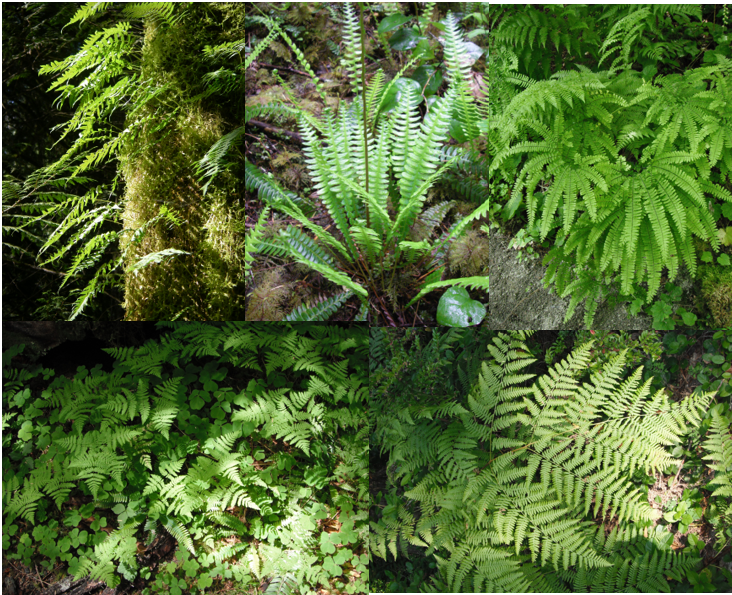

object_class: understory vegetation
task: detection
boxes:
[2,323,369,595]
[2,2,244,321]
[245,2,488,325]
[488,5,732,329]
[370,329,732,593]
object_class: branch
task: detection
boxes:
[246,119,303,144]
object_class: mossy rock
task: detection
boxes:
[700,264,732,327]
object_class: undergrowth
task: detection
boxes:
[2,322,369,594]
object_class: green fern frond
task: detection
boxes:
[283,291,352,322]
[195,127,243,196]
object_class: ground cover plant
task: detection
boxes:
[488,5,732,328]
[245,2,489,325]
[370,329,732,593]
[2,322,369,595]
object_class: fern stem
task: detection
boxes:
[359,2,370,229]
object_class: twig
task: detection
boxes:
[245,119,303,144]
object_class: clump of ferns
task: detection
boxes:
[245,4,488,322]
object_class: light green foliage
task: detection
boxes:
[231,324,369,595]
[245,4,488,321]
[489,5,732,327]
[491,64,732,325]
[702,405,732,551]
[372,330,715,593]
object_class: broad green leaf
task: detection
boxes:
[437,287,486,327]
[389,28,422,51]
[378,14,410,34]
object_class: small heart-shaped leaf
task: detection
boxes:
[437,287,485,327]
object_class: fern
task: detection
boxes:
[703,407,732,551]
[3,325,270,588]
[372,331,713,592]
[245,5,488,322]
[491,60,732,324]
[283,291,353,322]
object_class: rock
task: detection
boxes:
[488,231,652,329]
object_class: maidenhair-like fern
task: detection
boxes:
[490,59,732,325]
[245,5,488,322]
[371,331,713,592]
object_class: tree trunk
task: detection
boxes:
[119,5,243,320]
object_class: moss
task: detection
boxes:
[118,4,244,320]
[700,264,732,327]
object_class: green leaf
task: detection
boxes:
[701,251,713,263]
[198,576,213,589]
[718,253,731,266]
[128,249,191,273]
[323,555,340,576]
[681,311,697,326]
[320,532,336,555]
[13,388,29,407]
[378,14,411,34]
[712,355,726,365]
[436,287,486,327]
[304,466,329,489]
[389,28,422,51]
[18,421,33,441]
[411,65,443,97]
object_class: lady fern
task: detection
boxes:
[372,330,713,593]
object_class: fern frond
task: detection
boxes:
[283,291,352,322]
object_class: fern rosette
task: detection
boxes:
[245,6,489,322]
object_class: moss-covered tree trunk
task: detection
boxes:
[119,4,243,320]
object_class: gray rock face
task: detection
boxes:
[487,231,653,330]
[4,576,17,595]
